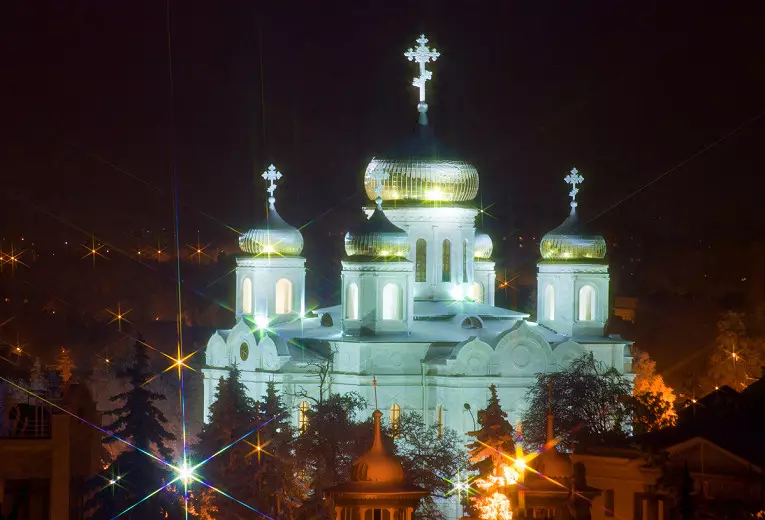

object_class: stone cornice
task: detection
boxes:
[538,263,608,274]
[236,256,306,268]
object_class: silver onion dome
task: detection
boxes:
[345,200,410,259]
[239,200,304,256]
[473,232,493,259]
[539,208,606,260]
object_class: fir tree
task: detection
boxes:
[467,385,516,479]
[466,385,516,519]
[85,337,178,520]
[252,381,303,519]
[56,347,76,383]
[193,366,260,519]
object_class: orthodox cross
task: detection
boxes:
[372,375,379,410]
[405,34,440,113]
[368,165,389,202]
[564,167,584,209]
[262,164,282,203]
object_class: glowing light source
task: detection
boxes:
[450,284,464,301]
[177,461,195,486]
[425,188,445,201]
[255,315,269,329]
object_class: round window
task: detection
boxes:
[239,342,249,361]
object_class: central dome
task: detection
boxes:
[363,131,479,203]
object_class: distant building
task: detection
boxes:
[0,383,102,520]
[613,297,638,323]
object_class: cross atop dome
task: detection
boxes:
[262,164,282,204]
[405,34,440,124]
[564,167,584,209]
[368,165,389,207]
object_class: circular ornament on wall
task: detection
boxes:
[391,352,403,368]
[511,345,531,368]
[240,342,249,361]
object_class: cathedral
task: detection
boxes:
[202,35,632,437]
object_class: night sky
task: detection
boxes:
[2,1,765,376]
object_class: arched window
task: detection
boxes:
[346,283,359,320]
[275,278,293,314]
[390,403,401,435]
[437,405,444,439]
[470,282,484,303]
[415,239,427,282]
[442,239,451,282]
[578,285,596,321]
[242,277,253,314]
[463,240,468,283]
[544,285,555,321]
[382,283,401,320]
[298,401,310,433]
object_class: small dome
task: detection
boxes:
[345,201,410,259]
[239,200,304,256]
[363,130,478,203]
[533,447,573,479]
[474,232,493,259]
[540,208,606,260]
[350,410,405,484]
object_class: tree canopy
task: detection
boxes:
[521,353,632,450]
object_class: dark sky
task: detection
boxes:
[2,0,765,254]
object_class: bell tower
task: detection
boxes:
[537,168,609,337]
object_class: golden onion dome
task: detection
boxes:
[363,130,478,203]
[350,410,405,484]
[345,200,411,259]
[474,232,493,259]
[540,208,606,261]
[239,199,304,256]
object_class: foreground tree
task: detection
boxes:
[85,337,178,520]
[467,385,517,520]
[632,349,677,434]
[706,311,765,392]
[391,411,468,520]
[521,353,632,450]
[193,366,260,519]
[293,392,368,519]
[56,347,76,383]
[252,381,304,519]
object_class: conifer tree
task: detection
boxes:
[466,385,517,519]
[467,384,516,479]
[193,366,260,519]
[252,381,302,519]
[85,337,178,520]
[56,347,76,383]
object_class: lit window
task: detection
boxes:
[382,283,401,320]
[390,403,401,434]
[463,240,468,283]
[346,283,359,320]
[442,239,451,282]
[242,277,253,314]
[544,285,555,321]
[415,239,427,282]
[578,285,596,321]
[298,401,310,433]
[275,278,293,314]
[438,405,444,439]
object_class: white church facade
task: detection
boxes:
[202,35,632,438]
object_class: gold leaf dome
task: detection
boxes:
[239,201,304,256]
[344,202,411,259]
[363,131,478,203]
[474,232,493,259]
[540,208,606,261]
